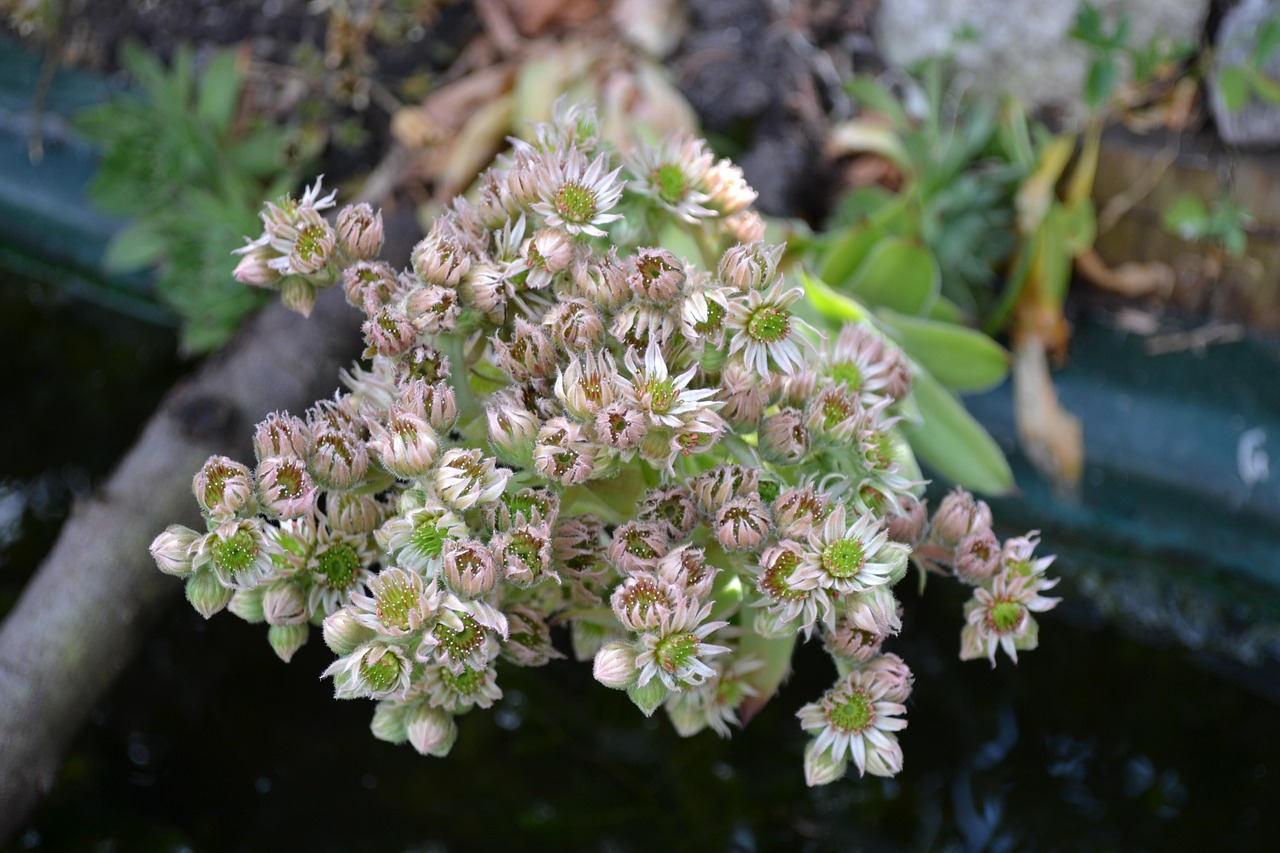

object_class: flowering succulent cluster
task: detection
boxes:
[151,102,1059,785]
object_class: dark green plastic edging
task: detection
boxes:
[958,317,1280,662]
[0,33,169,323]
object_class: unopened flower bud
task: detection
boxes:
[252,412,310,462]
[573,248,630,312]
[718,360,768,426]
[492,318,557,382]
[336,202,384,260]
[368,411,440,480]
[534,417,597,486]
[406,704,457,757]
[402,344,451,384]
[185,567,234,619]
[543,297,604,351]
[772,485,831,540]
[803,739,848,787]
[594,402,648,450]
[607,520,668,574]
[628,677,669,717]
[405,285,460,335]
[421,381,458,432]
[718,242,781,292]
[502,605,564,667]
[441,538,498,598]
[434,448,511,511]
[232,245,281,288]
[281,276,318,318]
[342,260,399,309]
[705,158,757,215]
[885,493,928,545]
[322,608,376,656]
[228,587,266,623]
[193,456,254,520]
[362,307,416,358]
[327,493,386,536]
[882,346,913,401]
[715,496,772,552]
[262,580,308,626]
[594,641,638,689]
[492,523,555,587]
[486,390,541,465]
[760,407,810,464]
[308,425,370,491]
[411,223,471,287]
[268,622,310,663]
[862,652,914,703]
[723,209,765,243]
[524,227,574,284]
[256,455,317,519]
[932,487,987,547]
[638,487,699,538]
[954,528,1001,585]
[627,248,686,305]
[370,699,409,744]
[150,524,200,577]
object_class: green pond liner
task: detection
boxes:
[0,34,167,324]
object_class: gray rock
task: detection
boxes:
[875,0,1209,125]
[1209,0,1280,149]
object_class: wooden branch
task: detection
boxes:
[0,285,361,843]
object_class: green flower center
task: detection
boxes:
[695,300,725,335]
[746,307,790,343]
[822,538,865,579]
[619,578,666,619]
[375,576,417,631]
[828,688,875,732]
[273,461,307,499]
[990,600,1024,633]
[295,223,328,262]
[645,376,679,413]
[212,530,257,577]
[316,542,361,588]
[441,665,483,696]
[411,516,448,558]
[760,549,804,602]
[433,614,485,660]
[555,181,598,223]
[656,632,701,674]
[822,394,855,431]
[623,531,659,560]
[652,163,688,205]
[360,652,403,693]
[829,362,862,390]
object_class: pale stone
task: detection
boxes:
[1209,0,1280,148]
[875,0,1210,125]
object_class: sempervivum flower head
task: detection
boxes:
[795,502,909,596]
[191,517,279,590]
[797,669,908,781]
[305,524,377,617]
[626,131,715,223]
[348,566,433,637]
[611,571,685,632]
[725,275,813,378]
[961,571,1061,666]
[752,540,836,639]
[433,448,511,512]
[419,660,503,714]
[620,341,721,429]
[634,598,731,691]
[375,500,467,576]
[530,148,625,237]
[324,640,414,700]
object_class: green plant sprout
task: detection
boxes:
[1216,12,1280,113]
[1070,1,1197,114]
[75,43,322,353]
[1163,192,1253,257]
[150,102,1059,787]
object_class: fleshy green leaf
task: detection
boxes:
[845,237,939,316]
[103,219,167,272]
[802,269,870,326]
[877,309,1010,392]
[819,224,886,290]
[903,368,1015,495]
[737,631,796,724]
[1218,66,1250,114]
[196,49,242,134]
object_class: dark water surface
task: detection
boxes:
[3,275,1278,852]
